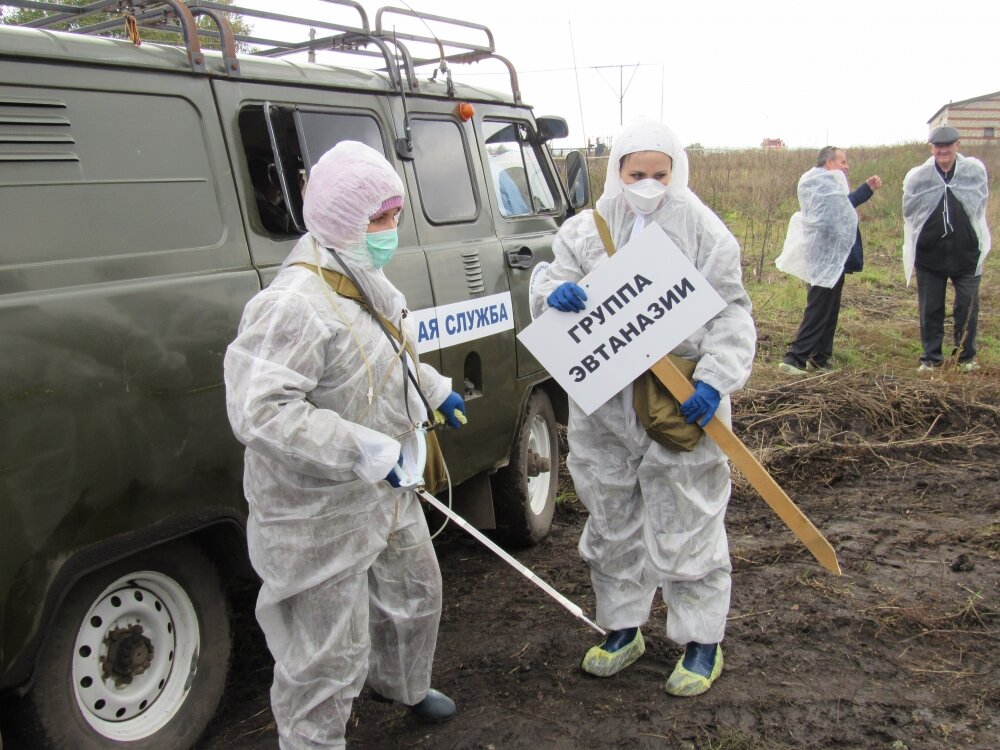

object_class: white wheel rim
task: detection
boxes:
[526,412,554,516]
[71,571,200,741]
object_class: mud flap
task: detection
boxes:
[448,471,497,530]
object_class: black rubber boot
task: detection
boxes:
[409,688,456,723]
[580,627,645,677]
[602,627,638,652]
[666,642,724,697]
[682,641,718,677]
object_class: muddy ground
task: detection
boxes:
[195,371,999,750]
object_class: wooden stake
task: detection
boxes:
[649,356,842,576]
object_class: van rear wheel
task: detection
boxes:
[492,390,559,546]
[15,540,230,750]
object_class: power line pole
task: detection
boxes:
[593,63,641,128]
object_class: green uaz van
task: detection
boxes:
[0,2,591,748]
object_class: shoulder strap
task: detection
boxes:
[593,210,616,257]
[291,262,414,359]
[292,261,360,299]
[292,260,433,419]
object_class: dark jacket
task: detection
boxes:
[843,182,874,273]
[915,166,979,276]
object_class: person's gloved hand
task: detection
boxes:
[547,282,588,312]
[385,453,404,487]
[680,381,721,427]
[437,391,467,429]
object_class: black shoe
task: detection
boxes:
[602,627,639,652]
[580,627,645,677]
[409,688,456,723]
[682,641,718,677]
[666,642,723,697]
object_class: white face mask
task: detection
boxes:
[621,178,669,215]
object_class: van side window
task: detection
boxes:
[482,120,557,218]
[295,110,384,168]
[239,106,303,236]
[246,154,293,234]
[410,118,478,223]
[237,105,386,236]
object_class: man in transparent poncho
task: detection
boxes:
[902,126,990,373]
[776,147,881,375]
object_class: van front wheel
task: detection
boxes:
[492,389,559,546]
[16,540,230,750]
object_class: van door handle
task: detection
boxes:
[506,247,533,269]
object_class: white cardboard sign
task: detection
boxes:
[517,223,726,415]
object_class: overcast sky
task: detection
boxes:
[250,0,999,150]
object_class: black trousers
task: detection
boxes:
[783,273,845,369]
[915,267,980,365]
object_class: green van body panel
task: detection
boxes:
[0,20,570,698]
[0,52,256,686]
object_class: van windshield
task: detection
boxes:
[482,120,556,217]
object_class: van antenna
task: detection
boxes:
[398,0,452,92]
[568,21,588,153]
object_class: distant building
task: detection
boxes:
[761,138,785,150]
[927,91,1000,145]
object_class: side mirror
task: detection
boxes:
[536,116,569,143]
[565,150,591,210]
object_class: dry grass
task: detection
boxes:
[697,727,793,750]
[972,522,1000,551]
[730,370,1000,497]
[797,570,855,600]
[861,586,997,639]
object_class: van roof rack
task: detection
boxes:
[372,6,520,102]
[4,0,215,72]
[2,1,522,102]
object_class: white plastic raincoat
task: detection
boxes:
[225,142,451,750]
[529,120,755,646]
[902,154,990,285]
[775,167,858,288]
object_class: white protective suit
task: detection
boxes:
[775,167,858,288]
[225,142,452,750]
[530,120,755,645]
[902,154,991,285]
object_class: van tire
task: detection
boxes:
[15,540,230,750]
[492,390,559,546]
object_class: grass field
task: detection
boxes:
[579,142,1000,378]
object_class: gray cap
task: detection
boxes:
[929,125,960,145]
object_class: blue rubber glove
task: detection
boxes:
[680,381,721,428]
[547,282,588,312]
[438,391,466,429]
[385,453,404,487]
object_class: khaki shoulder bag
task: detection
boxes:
[591,212,703,451]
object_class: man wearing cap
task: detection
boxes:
[776,147,882,375]
[902,126,991,373]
